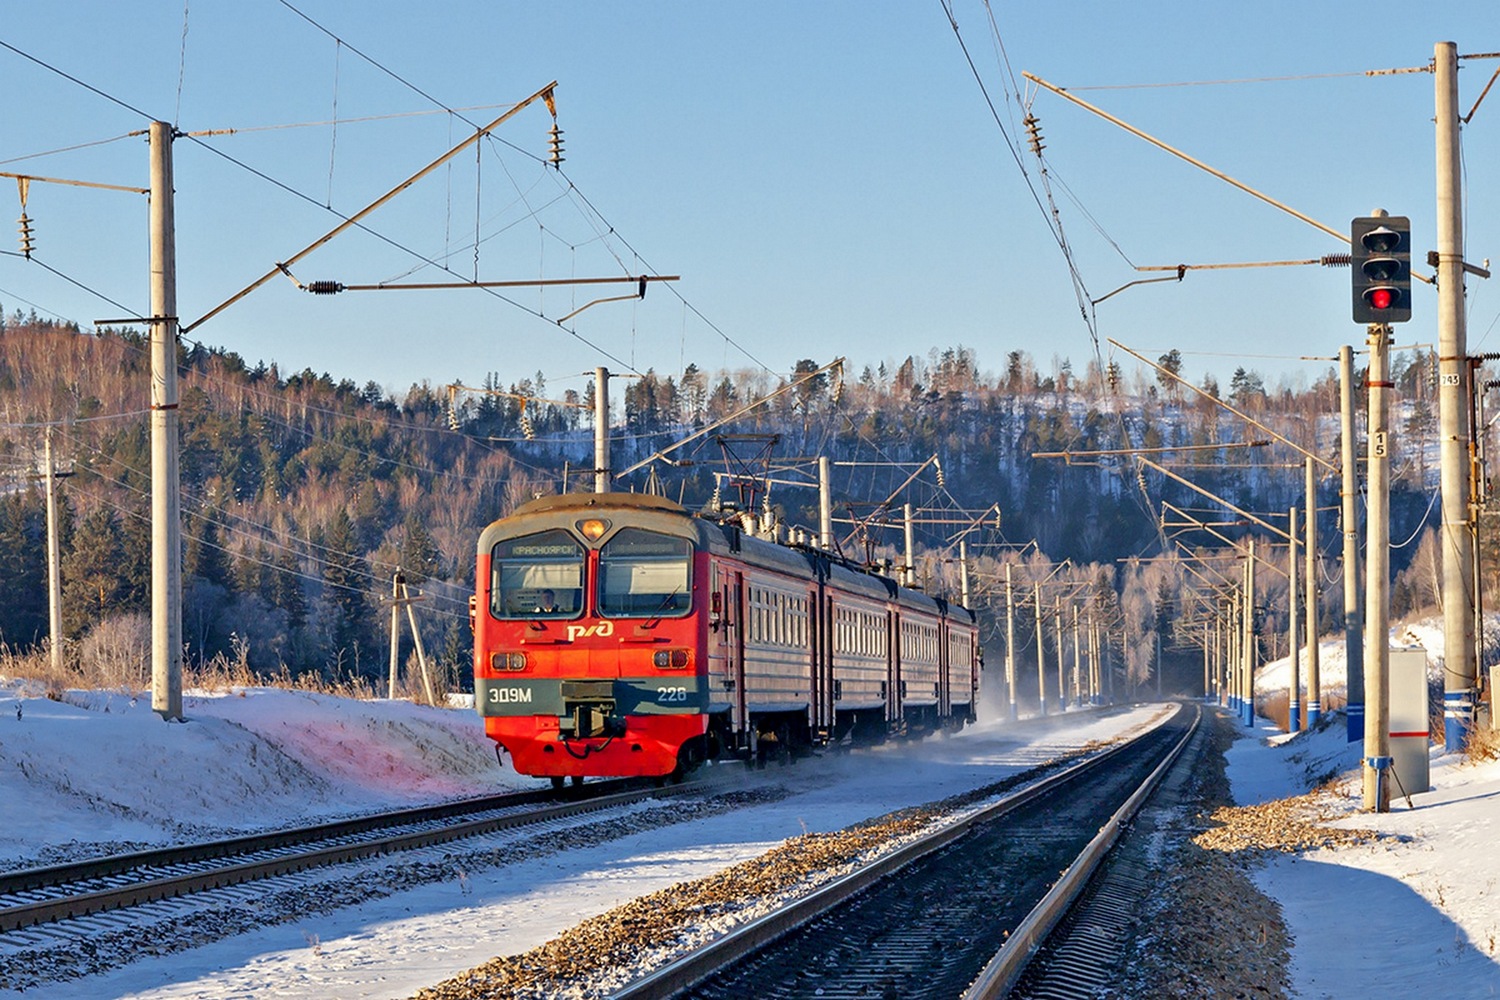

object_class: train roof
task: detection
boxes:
[491,491,974,622]
[508,492,688,518]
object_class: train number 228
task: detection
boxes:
[655,686,688,703]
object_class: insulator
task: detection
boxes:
[1137,469,1149,494]
[1023,114,1045,156]
[548,122,565,169]
[519,410,535,440]
[447,401,460,431]
[935,461,946,489]
[17,213,34,258]
[1429,353,1438,387]
[1321,253,1352,268]
[830,363,845,405]
[305,280,345,295]
[710,485,721,511]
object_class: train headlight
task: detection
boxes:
[652,649,690,669]
[490,652,528,671]
[577,518,610,541]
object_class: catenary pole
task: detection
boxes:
[1245,539,1257,726]
[1005,563,1018,721]
[1364,322,1393,812]
[1289,506,1301,733]
[149,122,183,722]
[1034,581,1047,715]
[1054,595,1066,712]
[818,456,833,550]
[594,367,611,493]
[44,427,63,673]
[388,572,403,699]
[1305,456,1322,727]
[903,503,916,588]
[1072,604,1082,707]
[1341,344,1365,743]
[1435,41,1476,751]
[959,539,971,609]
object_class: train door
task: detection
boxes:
[730,569,748,735]
[938,617,951,720]
[812,582,832,742]
[887,609,900,726]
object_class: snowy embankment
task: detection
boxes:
[0,685,521,870]
[1234,612,1500,996]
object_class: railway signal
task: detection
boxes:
[1351,215,1411,324]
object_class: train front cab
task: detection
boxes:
[473,495,712,783]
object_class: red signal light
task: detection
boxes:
[1369,288,1393,310]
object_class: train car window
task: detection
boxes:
[491,530,584,619]
[597,528,693,618]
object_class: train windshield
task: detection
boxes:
[491,530,585,619]
[597,528,692,618]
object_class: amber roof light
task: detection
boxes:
[578,518,610,541]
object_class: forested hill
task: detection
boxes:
[0,314,1452,686]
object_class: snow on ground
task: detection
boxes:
[0,684,522,869]
[3,660,1500,998]
[1234,612,1500,997]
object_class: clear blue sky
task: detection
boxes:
[3,2,1498,398]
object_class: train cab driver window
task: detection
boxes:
[597,528,692,618]
[492,530,584,620]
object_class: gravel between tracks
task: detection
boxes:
[1112,711,1394,999]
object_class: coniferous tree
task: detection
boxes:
[60,506,128,637]
[0,490,48,646]
[322,507,370,673]
[399,513,440,586]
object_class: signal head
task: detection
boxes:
[1351,215,1411,324]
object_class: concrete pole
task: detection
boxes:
[1155,630,1162,700]
[594,366,611,493]
[1435,42,1476,751]
[1226,602,1234,707]
[1071,603,1082,707]
[1305,456,1322,727]
[1104,620,1114,702]
[44,427,63,674]
[959,539,971,610]
[387,572,402,699]
[1340,344,1365,743]
[149,121,183,722]
[1227,591,1239,713]
[818,456,833,550]
[1005,563,1018,721]
[1230,593,1240,712]
[1245,539,1257,726]
[1364,323,1393,812]
[1034,580,1047,716]
[1054,595,1066,712]
[1202,620,1210,703]
[903,503,916,588]
[402,581,436,706]
[1092,617,1104,704]
[1289,506,1301,733]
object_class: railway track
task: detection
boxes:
[611,703,1199,1000]
[0,775,696,936]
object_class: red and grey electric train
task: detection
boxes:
[473,492,980,785]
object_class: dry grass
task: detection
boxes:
[0,616,442,704]
[1463,718,1500,763]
